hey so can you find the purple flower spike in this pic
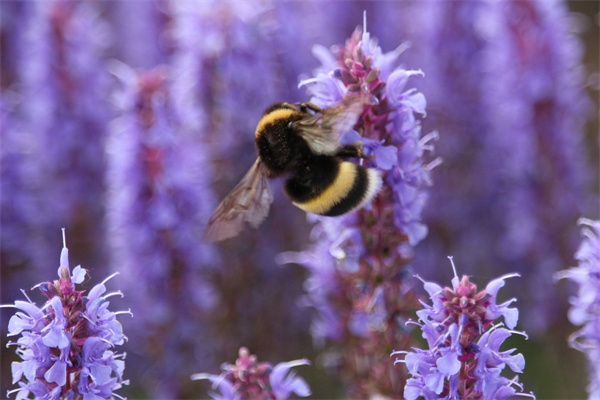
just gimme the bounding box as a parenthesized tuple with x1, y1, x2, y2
(106, 62, 219, 398)
(192, 347, 311, 400)
(1, 1, 112, 276)
(393, 257, 534, 400)
(555, 218, 600, 399)
(280, 12, 438, 396)
(413, 0, 595, 337)
(1, 230, 129, 400)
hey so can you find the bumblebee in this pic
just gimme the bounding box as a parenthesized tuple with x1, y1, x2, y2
(204, 99, 382, 242)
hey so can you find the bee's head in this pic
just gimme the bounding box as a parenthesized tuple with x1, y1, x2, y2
(255, 103, 308, 175)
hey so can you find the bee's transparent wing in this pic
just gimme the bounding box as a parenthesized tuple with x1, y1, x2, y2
(295, 98, 363, 155)
(204, 159, 273, 242)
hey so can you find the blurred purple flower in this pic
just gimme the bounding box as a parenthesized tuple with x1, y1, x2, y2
(555, 218, 600, 399)
(171, 1, 281, 167)
(413, 0, 594, 335)
(106, 63, 220, 398)
(1, 230, 129, 400)
(191, 347, 311, 400)
(0, 1, 35, 270)
(103, 0, 172, 69)
(0, 92, 37, 269)
(278, 13, 439, 396)
(1, 0, 111, 275)
(169, 0, 314, 372)
(393, 258, 534, 400)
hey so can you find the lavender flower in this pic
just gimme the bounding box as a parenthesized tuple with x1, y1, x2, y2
(476, 0, 594, 331)
(413, 0, 594, 334)
(278, 13, 438, 396)
(1, 0, 111, 274)
(1, 230, 129, 400)
(170, 0, 314, 369)
(393, 258, 534, 400)
(0, 3, 38, 270)
(555, 218, 600, 399)
(191, 347, 311, 400)
(104, 0, 172, 69)
(106, 63, 220, 398)
(171, 0, 281, 165)
(0, 91, 37, 271)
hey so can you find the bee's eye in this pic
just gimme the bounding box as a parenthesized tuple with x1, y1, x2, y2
(288, 121, 295, 129)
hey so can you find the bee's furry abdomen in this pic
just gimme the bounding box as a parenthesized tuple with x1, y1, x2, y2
(323, 165, 369, 216)
(286, 158, 382, 216)
(285, 156, 338, 201)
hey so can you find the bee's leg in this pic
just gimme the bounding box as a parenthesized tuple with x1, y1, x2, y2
(297, 102, 323, 114)
(335, 142, 372, 159)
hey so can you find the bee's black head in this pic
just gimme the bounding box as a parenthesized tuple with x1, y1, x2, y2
(255, 103, 309, 175)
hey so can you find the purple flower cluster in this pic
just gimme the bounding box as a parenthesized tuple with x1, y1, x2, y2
(393, 258, 534, 400)
(300, 20, 436, 246)
(171, 1, 281, 162)
(8, 1, 110, 269)
(279, 14, 438, 396)
(0, 92, 36, 269)
(413, 0, 594, 335)
(106, 63, 221, 398)
(192, 347, 310, 400)
(1, 230, 129, 400)
(555, 218, 600, 398)
(477, 0, 593, 331)
(169, 0, 317, 373)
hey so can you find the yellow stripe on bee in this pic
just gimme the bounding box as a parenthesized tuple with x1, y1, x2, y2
(293, 161, 356, 214)
(255, 109, 298, 138)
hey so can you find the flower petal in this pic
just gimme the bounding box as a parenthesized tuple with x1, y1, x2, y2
(270, 359, 311, 399)
(373, 145, 398, 170)
(437, 350, 460, 376)
(44, 360, 67, 386)
(71, 266, 87, 284)
(424, 371, 444, 394)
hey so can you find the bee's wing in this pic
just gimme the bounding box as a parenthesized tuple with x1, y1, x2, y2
(204, 159, 273, 242)
(295, 98, 363, 155)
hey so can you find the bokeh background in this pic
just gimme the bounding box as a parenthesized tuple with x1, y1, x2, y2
(1, 1, 598, 399)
